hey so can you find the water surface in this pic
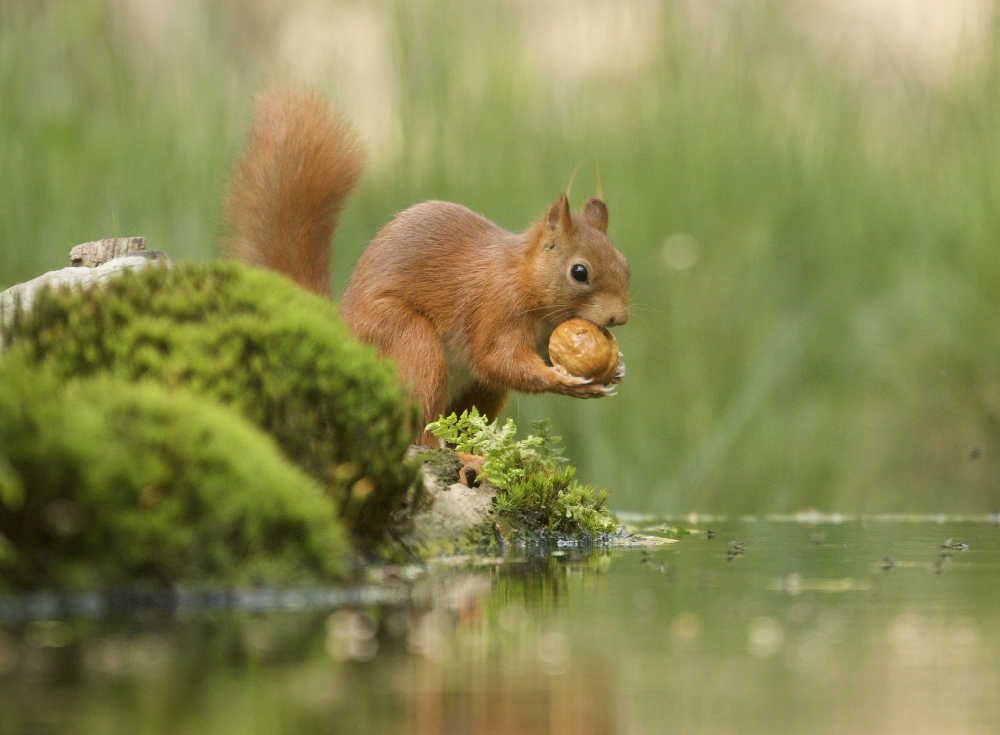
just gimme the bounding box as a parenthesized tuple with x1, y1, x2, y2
(2, 517, 998, 734)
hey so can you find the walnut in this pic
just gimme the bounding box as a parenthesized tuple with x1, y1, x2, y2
(548, 318, 619, 384)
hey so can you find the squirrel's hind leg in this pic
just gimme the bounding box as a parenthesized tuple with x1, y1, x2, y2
(347, 304, 448, 446)
(448, 381, 509, 486)
(448, 381, 509, 425)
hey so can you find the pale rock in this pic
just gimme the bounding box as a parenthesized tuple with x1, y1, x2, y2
(0, 238, 170, 351)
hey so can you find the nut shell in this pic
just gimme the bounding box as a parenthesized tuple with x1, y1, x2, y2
(548, 318, 619, 383)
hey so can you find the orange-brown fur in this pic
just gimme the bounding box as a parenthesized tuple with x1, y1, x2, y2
(224, 88, 630, 445)
(222, 89, 364, 297)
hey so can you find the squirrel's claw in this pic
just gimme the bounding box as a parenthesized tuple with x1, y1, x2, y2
(553, 365, 593, 386)
(608, 360, 625, 386)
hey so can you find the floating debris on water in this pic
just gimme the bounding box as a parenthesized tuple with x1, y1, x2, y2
(940, 539, 968, 552)
(726, 541, 746, 561)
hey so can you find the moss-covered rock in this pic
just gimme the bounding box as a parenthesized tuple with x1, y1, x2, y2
(424, 413, 621, 545)
(0, 356, 351, 590)
(0, 261, 417, 546)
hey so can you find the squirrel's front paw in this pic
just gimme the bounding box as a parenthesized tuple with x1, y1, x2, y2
(609, 355, 625, 386)
(552, 366, 617, 398)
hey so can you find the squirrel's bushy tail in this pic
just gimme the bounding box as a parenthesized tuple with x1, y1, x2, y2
(222, 88, 365, 297)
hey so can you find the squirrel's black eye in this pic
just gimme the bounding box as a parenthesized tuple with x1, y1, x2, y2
(570, 263, 589, 284)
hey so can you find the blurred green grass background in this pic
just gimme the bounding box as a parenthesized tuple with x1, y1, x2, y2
(2, 0, 999, 515)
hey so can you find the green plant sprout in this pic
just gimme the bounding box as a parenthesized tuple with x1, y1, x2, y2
(425, 409, 618, 537)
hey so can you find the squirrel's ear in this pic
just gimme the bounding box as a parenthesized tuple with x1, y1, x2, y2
(547, 193, 574, 235)
(583, 197, 608, 233)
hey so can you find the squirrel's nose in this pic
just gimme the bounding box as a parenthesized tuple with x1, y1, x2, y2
(607, 309, 629, 327)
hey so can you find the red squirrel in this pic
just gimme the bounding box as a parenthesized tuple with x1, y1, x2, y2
(223, 88, 629, 445)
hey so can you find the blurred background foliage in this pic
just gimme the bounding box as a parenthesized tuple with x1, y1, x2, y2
(2, 0, 999, 515)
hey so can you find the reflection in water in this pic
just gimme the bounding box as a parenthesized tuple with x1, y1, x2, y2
(404, 553, 616, 734)
(407, 650, 615, 735)
(2, 520, 1000, 734)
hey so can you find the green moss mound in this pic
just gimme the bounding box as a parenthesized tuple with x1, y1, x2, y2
(0, 261, 417, 546)
(0, 357, 351, 590)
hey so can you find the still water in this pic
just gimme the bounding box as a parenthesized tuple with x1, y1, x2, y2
(2, 517, 999, 734)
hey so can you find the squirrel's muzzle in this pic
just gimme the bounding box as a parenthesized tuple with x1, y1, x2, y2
(606, 306, 629, 328)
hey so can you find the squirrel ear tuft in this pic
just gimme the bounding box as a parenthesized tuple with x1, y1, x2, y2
(547, 193, 574, 235)
(583, 197, 608, 233)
